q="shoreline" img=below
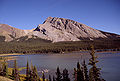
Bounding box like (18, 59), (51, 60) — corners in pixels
(0, 50), (120, 57)
(0, 53), (24, 57)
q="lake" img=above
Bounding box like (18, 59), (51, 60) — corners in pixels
(8, 51), (120, 81)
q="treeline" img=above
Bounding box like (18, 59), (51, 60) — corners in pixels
(0, 46), (105, 81)
(0, 37), (120, 54)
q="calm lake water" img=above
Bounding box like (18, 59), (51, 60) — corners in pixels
(8, 51), (120, 81)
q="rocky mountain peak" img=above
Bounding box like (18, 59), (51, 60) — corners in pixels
(0, 17), (120, 42)
(43, 17), (83, 30)
(33, 17), (109, 42)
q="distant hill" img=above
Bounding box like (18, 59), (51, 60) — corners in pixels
(0, 24), (26, 41)
(0, 17), (120, 42)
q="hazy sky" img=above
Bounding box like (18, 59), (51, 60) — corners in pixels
(0, 0), (120, 34)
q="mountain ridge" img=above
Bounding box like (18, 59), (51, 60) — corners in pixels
(0, 24), (26, 41)
(0, 17), (120, 42)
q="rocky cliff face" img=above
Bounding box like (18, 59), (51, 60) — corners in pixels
(33, 17), (108, 42)
(0, 17), (119, 42)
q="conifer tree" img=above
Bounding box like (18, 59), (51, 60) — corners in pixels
(55, 67), (62, 81)
(42, 72), (45, 81)
(88, 45), (102, 81)
(12, 59), (20, 81)
(82, 60), (89, 81)
(0, 60), (8, 77)
(46, 79), (49, 81)
(29, 61), (34, 81)
(76, 62), (84, 81)
(2, 62), (8, 77)
(53, 75), (56, 81)
(33, 66), (40, 81)
(26, 60), (30, 81)
(62, 68), (70, 81)
(0, 65), (2, 76)
(11, 68), (15, 77)
(0, 59), (3, 75)
(73, 68), (77, 81)
(49, 75), (52, 81)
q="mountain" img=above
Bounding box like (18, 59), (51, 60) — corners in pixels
(0, 24), (26, 41)
(31, 17), (120, 42)
(0, 17), (120, 42)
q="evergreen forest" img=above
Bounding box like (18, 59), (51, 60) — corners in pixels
(0, 36), (120, 54)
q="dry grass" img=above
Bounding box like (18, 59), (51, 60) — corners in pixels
(0, 53), (23, 57)
(0, 76), (14, 81)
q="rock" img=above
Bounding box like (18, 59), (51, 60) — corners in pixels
(0, 17), (120, 42)
(33, 17), (108, 42)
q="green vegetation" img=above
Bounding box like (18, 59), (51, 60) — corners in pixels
(0, 57), (26, 81)
(62, 68), (70, 81)
(55, 67), (62, 81)
(89, 46), (101, 81)
(42, 73), (45, 81)
(88, 46), (105, 81)
(0, 37), (120, 54)
(49, 75), (52, 81)
(11, 60), (20, 81)
(0, 60), (8, 77)
(73, 46), (105, 81)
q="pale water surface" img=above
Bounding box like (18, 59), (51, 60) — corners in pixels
(8, 52), (120, 81)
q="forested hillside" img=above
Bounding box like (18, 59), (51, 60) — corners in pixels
(0, 37), (120, 54)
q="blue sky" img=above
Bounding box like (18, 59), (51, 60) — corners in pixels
(0, 0), (120, 34)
